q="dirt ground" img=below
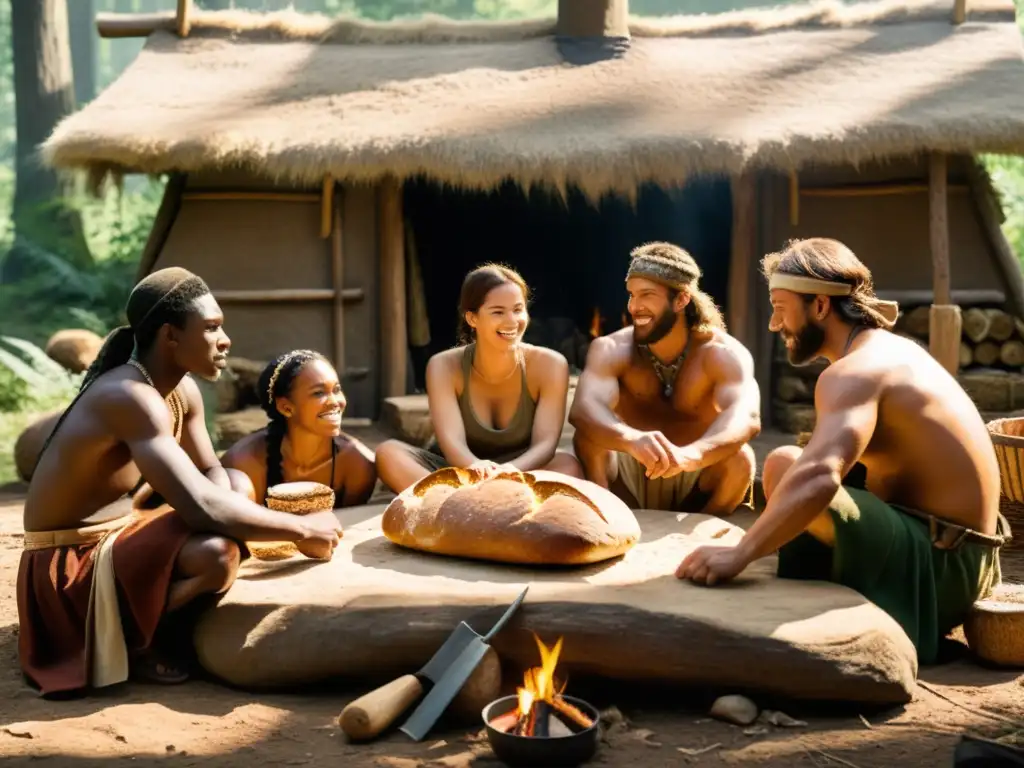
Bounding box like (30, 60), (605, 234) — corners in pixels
(0, 486), (1022, 767)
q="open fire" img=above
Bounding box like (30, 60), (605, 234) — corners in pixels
(488, 635), (595, 738)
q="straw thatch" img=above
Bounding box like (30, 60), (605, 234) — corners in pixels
(42, 0), (1024, 199)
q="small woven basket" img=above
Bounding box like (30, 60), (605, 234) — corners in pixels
(964, 583), (1024, 668)
(986, 417), (1024, 551)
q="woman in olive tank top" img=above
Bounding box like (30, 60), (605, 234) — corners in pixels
(375, 264), (583, 493)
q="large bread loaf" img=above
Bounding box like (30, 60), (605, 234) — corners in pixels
(381, 467), (640, 565)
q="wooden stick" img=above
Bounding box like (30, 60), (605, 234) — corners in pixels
(727, 172), (756, 350)
(965, 160), (1024, 318)
(917, 681), (1024, 728)
(135, 173), (186, 282)
(952, 0), (968, 24)
(331, 194), (345, 375)
(801, 183), (967, 198)
(803, 745), (862, 768)
(551, 695), (594, 729)
(181, 191), (320, 203)
(176, 0), (191, 37)
(788, 170), (799, 226)
(213, 288), (364, 303)
(96, 11), (177, 38)
(321, 175), (334, 239)
(929, 153), (961, 375)
(876, 289), (1004, 306)
(378, 176), (407, 398)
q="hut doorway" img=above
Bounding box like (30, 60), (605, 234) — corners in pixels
(402, 176), (733, 389)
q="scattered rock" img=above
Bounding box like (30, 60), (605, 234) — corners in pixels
(710, 694), (759, 726)
(678, 743), (721, 756)
(215, 407), (268, 449)
(428, 740), (448, 750)
(743, 726), (770, 736)
(166, 745), (176, 753)
(45, 328), (103, 373)
(760, 710), (807, 727)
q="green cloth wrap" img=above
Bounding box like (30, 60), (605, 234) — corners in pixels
(777, 485), (1002, 665)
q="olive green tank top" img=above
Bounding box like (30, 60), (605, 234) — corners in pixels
(458, 343), (536, 462)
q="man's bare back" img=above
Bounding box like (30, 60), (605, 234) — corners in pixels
(820, 330), (1000, 535)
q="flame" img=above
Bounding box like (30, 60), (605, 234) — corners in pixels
(589, 307), (602, 339)
(515, 634), (564, 715)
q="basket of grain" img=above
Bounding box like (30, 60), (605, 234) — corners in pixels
(985, 417), (1024, 550)
(964, 583), (1024, 668)
(250, 481), (336, 560)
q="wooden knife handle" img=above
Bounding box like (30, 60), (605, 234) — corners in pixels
(338, 674), (424, 741)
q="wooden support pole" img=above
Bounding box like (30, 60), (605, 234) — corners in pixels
(378, 177), (407, 398)
(928, 153), (962, 375)
(800, 183), (968, 198)
(788, 170), (799, 226)
(952, 0), (968, 24)
(176, 0), (191, 37)
(728, 172), (757, 351)
(321, 175), (335, 239)
(331, 192), (345, 373)
(96, 11), (177, 38)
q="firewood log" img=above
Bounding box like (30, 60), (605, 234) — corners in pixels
(962, 308), (992, 343)
(1015, 317), (1024, 340)
(775, 375), (810, 403)
(985, 309), (1014, 342)
(903, 306), (931, 339)
(975, 341), (1001, 367)
(999, 340), (1024, 368)
(960, 342), (974, 369)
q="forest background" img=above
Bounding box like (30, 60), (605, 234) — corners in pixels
(1, 0), (1022, 483)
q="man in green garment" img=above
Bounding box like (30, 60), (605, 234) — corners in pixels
(676, 237), (1008, 664)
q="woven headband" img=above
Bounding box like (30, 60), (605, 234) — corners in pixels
(266, 349), (317, 403)
(769, 273), (899, 324)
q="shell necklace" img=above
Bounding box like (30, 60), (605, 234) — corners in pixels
(126, 358), (188, 442)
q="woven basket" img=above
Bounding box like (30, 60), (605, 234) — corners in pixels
(986, 417), (1024, 551)
(964, 583), (1024, 668)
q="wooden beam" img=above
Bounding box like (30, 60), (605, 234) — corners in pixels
(176, 0), (191, 37)
(788, 170), (799, 226)
(213, 288), (364, 303)
(727, 172), (757, 351)
(331, 192), (345, 374)
(965, 160), (1024, 318)
(181, 191), (319, 203)
(928, 153), (962, 375)
(378, 177), (407, 398)
(321, 175), (335, 239)
(876, 288), (1005, 306)
(800, 183), (968, 198)
(96, 11), (176, 38)
(136, 173), (187, 281)
(952, 0), (968, 24)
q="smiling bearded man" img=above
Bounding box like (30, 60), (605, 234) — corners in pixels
(675, 237), (1009, 665)
(569, 242), (761, 516)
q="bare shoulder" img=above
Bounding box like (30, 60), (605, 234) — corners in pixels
(177, 373), (205, 412)
(697, 328), (755, 375)
(88, 368), (175, 430)
(523, 344), (569, 376)
(426, 347), (463, 378)
(584, 328), (633, 374)
(221, 429), (268, 469)
(814, 355), (883, 409)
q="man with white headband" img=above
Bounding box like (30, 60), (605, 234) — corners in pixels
(569, 241), (761, 517)
(676, 237), (1009, 666)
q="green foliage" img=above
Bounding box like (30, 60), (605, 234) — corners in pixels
(0, 335), (81, 413)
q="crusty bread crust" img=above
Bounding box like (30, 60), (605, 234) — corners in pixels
(266, 481), (335, 515)
(381, 468), (640, 565)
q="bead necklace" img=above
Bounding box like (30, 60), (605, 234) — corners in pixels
(126, 358), (189, 442)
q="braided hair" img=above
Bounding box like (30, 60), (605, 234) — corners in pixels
(35, 268), (211, 468)
(257, 349), (329, 496)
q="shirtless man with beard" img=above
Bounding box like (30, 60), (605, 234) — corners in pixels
(18, 268), (342, 697)
(676, 237), (1008, 664)
(569, 242), (761, 516)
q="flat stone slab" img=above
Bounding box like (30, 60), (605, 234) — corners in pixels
(193, 506), (918, 705)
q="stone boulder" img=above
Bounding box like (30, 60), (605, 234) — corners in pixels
(193, 507), (917, 705)
(45, 329), (103, 373)
(215, 407), (268, 450)
(14, 409), (62, 482)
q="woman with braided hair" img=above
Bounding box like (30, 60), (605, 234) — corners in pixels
(18, 267), (343, 696)
(221, 350), (376, 507)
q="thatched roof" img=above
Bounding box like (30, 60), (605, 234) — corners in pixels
(42, 0), (1024, 199)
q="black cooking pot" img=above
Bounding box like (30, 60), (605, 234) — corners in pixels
(482, 695), (600, 767)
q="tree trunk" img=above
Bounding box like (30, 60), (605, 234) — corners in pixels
(67, 0), (95, 106)
(6, 0), (92, 281)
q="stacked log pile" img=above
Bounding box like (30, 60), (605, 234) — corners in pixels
(773, 305), (1024, 435)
